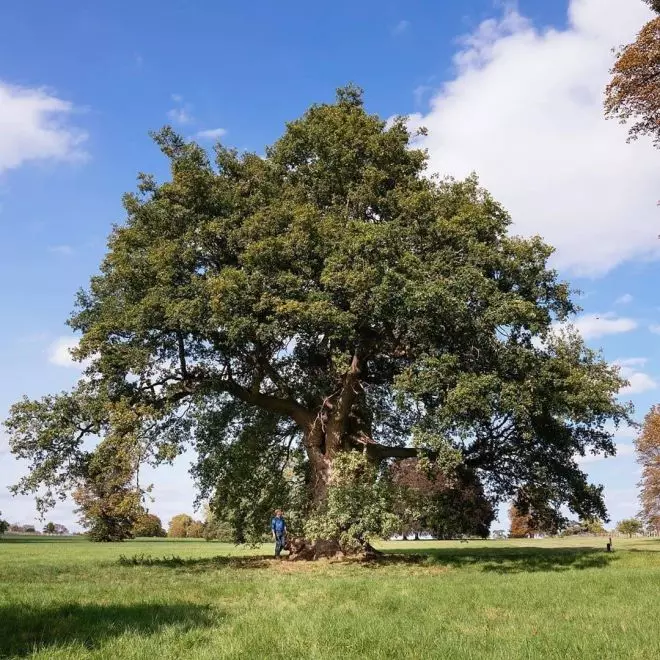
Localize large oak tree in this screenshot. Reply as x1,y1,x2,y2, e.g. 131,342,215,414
4,87,631,548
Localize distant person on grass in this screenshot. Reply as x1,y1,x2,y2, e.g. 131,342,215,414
271,509,287,558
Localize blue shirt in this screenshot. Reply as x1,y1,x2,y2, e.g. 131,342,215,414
271,517,286,534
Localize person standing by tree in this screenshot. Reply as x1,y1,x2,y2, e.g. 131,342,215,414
271,509,287,558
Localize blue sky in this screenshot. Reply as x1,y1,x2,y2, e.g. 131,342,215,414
0,0,657,532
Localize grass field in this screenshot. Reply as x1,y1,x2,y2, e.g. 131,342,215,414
1,535,659,659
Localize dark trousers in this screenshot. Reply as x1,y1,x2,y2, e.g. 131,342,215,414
274,533,286,557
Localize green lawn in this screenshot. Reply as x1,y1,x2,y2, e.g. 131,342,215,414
1,535,659,659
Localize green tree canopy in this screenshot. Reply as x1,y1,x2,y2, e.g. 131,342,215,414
132,512,166,538
167,514,195,538
616,518,643,537
4,86,632,548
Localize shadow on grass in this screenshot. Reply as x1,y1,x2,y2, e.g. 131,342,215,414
380,545,618,573
116,545,618,574
118,553,274,570
0,602,217,658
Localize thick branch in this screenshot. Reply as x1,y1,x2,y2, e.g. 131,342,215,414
359,437,438,461
214,377,312,428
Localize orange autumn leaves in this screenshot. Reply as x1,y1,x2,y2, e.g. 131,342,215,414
605,14,660,147
636,405,660,533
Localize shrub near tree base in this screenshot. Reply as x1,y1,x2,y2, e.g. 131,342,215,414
4,86,632,554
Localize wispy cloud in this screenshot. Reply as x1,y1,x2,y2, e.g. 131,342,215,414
48,244,74,256
577,443,635,465
649,324,660,335
573,313,637,340
167,107,193,125
167,94,194,125
392,19,410,35
613,357,658,395
615,293,633,305
195,127,227,141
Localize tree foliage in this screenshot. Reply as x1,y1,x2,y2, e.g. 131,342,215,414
3,86,632,549
509,504,534,538
616,518,643,537
0,513,8,535
605,10,660,147
647,1,660,16
561,517,607,536
635,405,660,534
390,458,494,539
132,512,166,537
72,438,143,542
167,514,201,538
303,451,398,551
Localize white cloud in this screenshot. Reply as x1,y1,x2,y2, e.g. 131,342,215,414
167,107,193,125
48,336,87,369
393,20,410,35
577,442,635,465
167,94,194,125
613,357,658,395
411,0,658,276
621,372,657,395
0,81,87,174
48,245,74,256
195,127,227,141
572,313,637,339
649,324,660,335
615,294,633,305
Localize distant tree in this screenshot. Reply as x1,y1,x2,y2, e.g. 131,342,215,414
43,522,56,535
616,518,643,537
561,517,607,536
636,406,660,535
583,517,607,535
168,514,195,538
132,512,166,538
0,512,8,535
23,525,36,534
54,524,69,535
491,529,507,540
605,4,660,147
202,504,235,542
186,520,205,538
509,504,534,538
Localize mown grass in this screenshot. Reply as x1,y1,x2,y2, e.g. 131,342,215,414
1,535,659,659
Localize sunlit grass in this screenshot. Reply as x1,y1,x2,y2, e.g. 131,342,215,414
1,535,659,658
